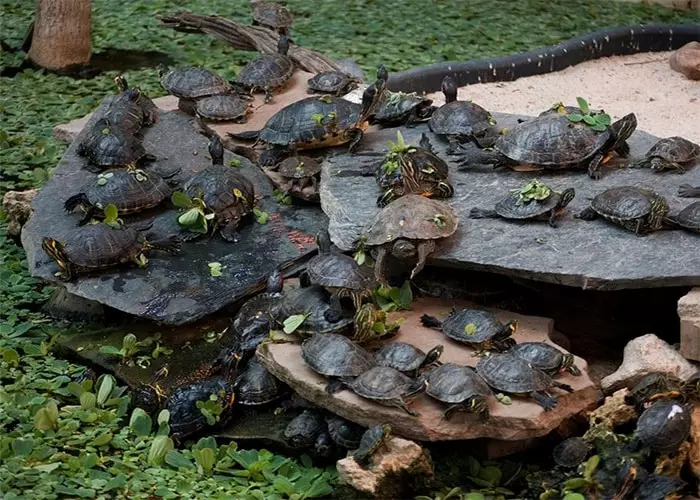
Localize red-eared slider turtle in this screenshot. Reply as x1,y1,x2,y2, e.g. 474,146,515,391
362,195,459,285
131,366,169,415
375,133,455,208
284,409,326,449
63,168,175,225
624,372,684,413
552,437,590,468
195,93,251,123
678,184,700,198
77,118,155,172
469,181,576,228
351,303,401,344
106,75,159,135
506,342,581,377
159,65,233,114
251,1,293,35
275,150,322,202
342,366,425,416
370,66,435,127
682,371,700,402
326,416,365,450
632,136,700,173
301,333,375,393
476,352,574,410
235,36,295,103
352,424,391,468
234,357,286,406
41,223,181,281
304,230,375,322
576,186,670,235
428,75,498,152
307,71,361,96
273,284,354,337
374,341,444,375
635,399,691,455
423,363,493,421
421,308,517,354
665,201,700,234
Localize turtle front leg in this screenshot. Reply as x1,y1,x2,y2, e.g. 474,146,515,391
347,128,364,154
469,207,500,220
530,391,558,411
263,87,274,104
575,207,598,221
373,245,391,288
410,240,436,280
615,141,631,157
587,153,604,180
324,292,344,323
552,381,575,393
220,220,241,243
391,397,419,417
404,107,419,128
445,136,462,155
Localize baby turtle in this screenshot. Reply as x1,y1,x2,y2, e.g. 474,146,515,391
632,136,700,173
326,416,365,450
374,341,444,375
105,75,159,135
307,71,361,96
63,168,174,225
77,118,155,172
469,183,576,228
507,342,581,377
342,366,425,416
665,201,700,234
301,333,375,393
234,357,286,406
195,93,251,123
678,184,700,198
352,424,392,468
552,437,590,468
624,372,684,413
351,303,401,344
275,151,322,202
362,195,459,285
284,409,326,449
235,35,295,103
424,363,493,421
421,308,517,355
476,352,574,411
159,66,232,114
273,284,355,337
428,75,498,152
370,66,435,127
577,186,670,235
635,399,691,455
251,1,293,35
42,222,181,281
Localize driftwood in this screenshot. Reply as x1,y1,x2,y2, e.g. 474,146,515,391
158,11,340,74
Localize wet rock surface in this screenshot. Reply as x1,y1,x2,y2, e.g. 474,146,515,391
320,114,700,290
681,288,700,362
22,98,327,325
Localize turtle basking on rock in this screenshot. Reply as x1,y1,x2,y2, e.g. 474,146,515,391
374,341,444,376
507,342,581,377
625,372,684,413
272,149,322,202
631,136,700,173
552,437,590,468
351,424,392,468
341,366,425,416
423,363,493,421
159,66,233,115
234,35,295,103
195,93,252,123
105,75,159,135
77,118,155,172
307,71,361,96
370,65,435,127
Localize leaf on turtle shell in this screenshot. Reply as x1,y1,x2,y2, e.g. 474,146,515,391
595,113,611,126
582,115,596,126
208,262,224,277
353,249,366,266
228,158,242,167
464,323,477,335
283,313,310,334
170,191,193,209
177,208,208,233
311,113,325,126
567,113,584,123
576,96,590,115
425,214,446,228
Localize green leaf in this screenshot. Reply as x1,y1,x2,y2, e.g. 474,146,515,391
575,97,590,114
590,123,607,132
304,474,334,498
464,323,477,335
228,158,242,167
129,408,153,437
122,333,138,352
171,191,193,208
148,435,174,466
398,280,413,308
67,381,86,397
103,474,128,492
34,403,58,431
97,375,116,406
33,462,61,473
465,494,486,500
98,345,123,356
495,393,512,405
584,455,600,480
595,113,611,126
562,477,588,490
103,204,119,222
353,249,366,266
177,208,208,233
12,438,34,456
2,348,19,366
90,432,113,446
195,447,216,474
208,262,224,277
478,465,502,486
283,313,310,334
466,456,481,477
567,113,584,122
165,450,195,469
582,114,596,126
563,494,586,500
80,392,97,409
253,207,269,224
157,409,170,425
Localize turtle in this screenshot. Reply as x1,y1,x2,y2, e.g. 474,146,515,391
362,195,459,286
284,409,327,449
41,222,181,281
304,230,375,322
370,65,435,127
631,136,700,173
471,109,638,180
664,201,700,234
131,365,170,415
476,352,574,411
307,71,361,96
423,362,493,421
274,149,322,201
624,372,684,413
105,75,159,135
325,416,365,450
351,424,392,468
678,184,700,198
159,66,233,115
272,284,355,337
195,93,251,123
181,134,256,242
300,332,375,393
251,1,294,35
77,118,155,172
63,168,175,225
681,371,700,402
235,35,295,103
634,399,691,455
234,357,286,406
312,427,337,458
428,75,498,152
576,186,670,236
633,475,687,500
469,183,576,228
341,366,425,416
551,437,590,468
374,341,444,375
374,133,455,208
351,303,401,344
506,342,581,377
421,308,517,355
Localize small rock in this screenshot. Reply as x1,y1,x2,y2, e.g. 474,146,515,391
601,334,698,393
587,388,637,431
2,189,38,238
680,288,700,362
670,41,700,81
336,436,434,498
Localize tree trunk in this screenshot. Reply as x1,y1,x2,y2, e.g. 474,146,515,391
28,0,92,71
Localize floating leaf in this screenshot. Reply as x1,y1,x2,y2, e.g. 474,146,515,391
80,391,97,409
97,374,116,406
283,313,310,334
399,280,413,309
129,408,153,437
148,435,174,466
165,450,194,469
208,262,224,277
12,438,34,456
171,191,193,209
563,494,586,500
253,207,269,224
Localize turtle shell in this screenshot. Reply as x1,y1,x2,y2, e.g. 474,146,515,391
277,155,322,179
160,67,232,99
646,136,700,163
625,372,683,411
183,165,256,223
301,333,374,377
634,475,686,500
590,186,666,221
507,342,567,373
235,357,284,405
166,376,235,439
428,100,493,137
675,201,700,233
105,88,158,135
636,400,691,455
252,1,293,29
51,224,142,269
346,366,416,401
432,309,511,344
476,352,555,394
493,190,566,220
374,342,433,373
77,119,150,167
424,363,492,404
353,424,390,462
306,251,372,291
237,52,294,89
372,92,433,123
363,195,458,246
284,409,326,448
195,94,250,122
232,290,283,354
326,416,364,449
274,285,354,336
552,437,589,468
307,71,359,94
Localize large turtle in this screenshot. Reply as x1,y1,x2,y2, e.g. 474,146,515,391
77,118,155,172
423,363,493,421
631,136,700,173
507,342,581,377
362,195,459,285
326,416,365,450
234,357,286,406
235,35,295,103
342,366,425,416
428,75,498,152
301,333,375,393
307,71,361,96
374,341,444,375
476,352,574,411
159,66,233,114
576,186,670,235
251,1,294,35
105,75,159,135
421,308,517,355
370,65,435,127
351,424,392,468
634,399,691,456
665,201,700,234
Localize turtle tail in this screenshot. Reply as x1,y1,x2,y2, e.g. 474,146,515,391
420,314,442,329
63,193,90,213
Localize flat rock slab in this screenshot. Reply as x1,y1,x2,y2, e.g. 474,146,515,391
257,297,598,442
23,97,327,325
320,115,700,290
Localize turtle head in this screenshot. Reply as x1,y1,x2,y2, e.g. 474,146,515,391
469,396,490,421
353,303,378,340
422,344,444,367
360,82,383,121
610,113,637,149
114,74,129,92
277,35,290,56
156,63,170,78
376,64,389,84
266,267,284,294
211,347,240,380
556,188,576,209
496,320,517,340
209,134,225,165
378,423,392,441
441,75,458,104
561,353,581,376
41,237,72,279
391,239,417,259
315,230,331,254
419,133,433,152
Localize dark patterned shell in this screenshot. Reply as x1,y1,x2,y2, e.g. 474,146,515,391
354,424,389,458
60,224,142,268
306,252,371,290
374,342,429,372
307,71,357,93
195,94,250,121
78,119,149,166
635,475,686,500
301,333,374,377
552,437,589,468
363,195,458,246
476,352,554,394
636,400,691,455
495,113,610,166
237,53,294,89
431,309,504,344
590,186,660,220
507,342,565,373
425,363,492,404
252,2,293,29
80,169,172,214
675,201,700,232
234,357,284,405
184,165,255,218
259,96,362,147
326,416,364,449
277,155,322,178
429,100,493,136
166,377,234,438
494,191,562,220
285,409,325,448
373,92,432,121
274,285,353,335
105,89,158,135
646,136,700,163
347,366,414,400
625,372,682,410
232,292,281,353
160,67,231,99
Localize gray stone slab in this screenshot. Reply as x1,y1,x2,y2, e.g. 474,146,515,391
320,112,700,290
23,97,327,325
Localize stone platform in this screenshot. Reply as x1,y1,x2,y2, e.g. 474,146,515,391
257,297,599,442
320,117,700,290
